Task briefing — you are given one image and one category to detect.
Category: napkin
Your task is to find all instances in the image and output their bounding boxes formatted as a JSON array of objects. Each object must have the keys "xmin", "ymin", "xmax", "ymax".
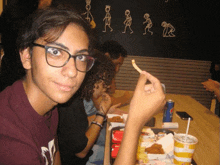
[
  {"xmin": 157, "ymin": 133, "xmax": 174, "ymax": 156},
  {"xmin": 107, "ymin": 114, "xmax": 125, "ymax": 130}
]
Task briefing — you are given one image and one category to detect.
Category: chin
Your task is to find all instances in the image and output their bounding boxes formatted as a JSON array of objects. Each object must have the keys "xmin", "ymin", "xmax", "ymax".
[{"xmin": 55, "ymin": 92, "xmax": 76, "ymax": 104}]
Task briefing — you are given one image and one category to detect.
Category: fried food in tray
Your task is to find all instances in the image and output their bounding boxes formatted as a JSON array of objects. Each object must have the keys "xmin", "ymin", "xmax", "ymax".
[
  {"xmin": 108, "ymin": 116, "xmax": 124, "ymax": 123},
  {"xmin": 110, "ymin": 127, "xmax": 174, "ymax": 164},
  {"xmin": 145, "ymin": 143, "xmax": 165, "ymax": 154}
]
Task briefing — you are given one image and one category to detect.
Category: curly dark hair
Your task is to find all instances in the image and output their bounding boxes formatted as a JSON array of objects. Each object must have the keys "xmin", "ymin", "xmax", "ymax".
[
  {"xmin": 98, "ymin": 40, "xmax": 127, "ymax": 60},
  {"xmin": 81, "ymin": 51, "xmax": 116, "ymax": 101}
]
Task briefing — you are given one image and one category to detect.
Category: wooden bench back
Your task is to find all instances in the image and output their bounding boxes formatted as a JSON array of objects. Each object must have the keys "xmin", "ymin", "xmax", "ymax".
[{"xmin": 115, "ymin": 55, "xmax": 212, "ymax": 109}]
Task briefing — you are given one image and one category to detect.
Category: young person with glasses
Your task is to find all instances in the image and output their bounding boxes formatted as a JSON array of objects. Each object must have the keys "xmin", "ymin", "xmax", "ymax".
[
  {"xmin": 0, "ymin": 7, "xmax": 95, "ymax": 164},
  {"xmin": 0, "ymin": 6, "xmax": 165, "ymax": 165}
]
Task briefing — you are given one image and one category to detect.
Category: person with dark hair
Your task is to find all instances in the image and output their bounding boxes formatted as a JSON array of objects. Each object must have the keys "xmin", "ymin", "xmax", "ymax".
[
  {"xmin": 57, "ymin": 52, "xmax": 116, "ymax": 165},
  {"xmin": 0, "ymin": 6, "xmax": 165, "ymax": 165},
  {"xmin": 202, "ymin": 78, "xmax": 220, "ymax": 117},
  {"xmin": 99, "ymin": 40, "xmax": 127, "ymax": 73},
  {"xmin": 0, "ymin": 7, "xmax": 95, "ymax": 164},
  {"xmin": 0, "ymin": 0, "xmax": 39, "ymax": 92},
  {"xmin": 202, "ymin": 79, "xmax": 220, "ymax": 102},
  {"xmin": 0, "ymin": 0, "xmax": 52, "ymax": 92},
  {"xmin": 210, "ymin": 61, "xmax": 220, "ymax": 82},
  {"xmin": 98, "ymin": 40, "xmax": 132, "ymax": 107},
  {"xmin": 201, "ymin": 60, "xmax": 220, "ymax": 117}
]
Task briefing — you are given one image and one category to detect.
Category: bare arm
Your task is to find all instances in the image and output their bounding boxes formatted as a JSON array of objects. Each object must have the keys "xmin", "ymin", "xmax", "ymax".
[
  {"xmin": 109, "ymin": 78, "xmax": 132, "ymax": 106},
  {"xmin": 54, "ymin": 135, "xmax": 61, "ymax": 165},
  {"xmin": 75, "ymin": 93, "xmax": 111, "ymax": 158},
  {"xmin": 75, "ymin": 115, "xmax": 105, "ymax": 158},
  {"xmin": 54, "ymin": 151, "xmax": 61, "ymax": 165},
  {"xmin": 202, "ymin": 79, "xmax": 220, "ymax": 102},
  {"xmin": 114, "ymin": 71, "xmax": 166, "ymax": 165},
  {"xmin": 110, "ymin": 91, "xmax": 132, "ymax": 106}
]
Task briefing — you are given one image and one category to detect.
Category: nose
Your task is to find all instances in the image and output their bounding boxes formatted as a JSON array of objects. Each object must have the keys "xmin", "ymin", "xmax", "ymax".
[{"xmin": 61, "ymin": 58, "xmax": 78, "ymax": 78}]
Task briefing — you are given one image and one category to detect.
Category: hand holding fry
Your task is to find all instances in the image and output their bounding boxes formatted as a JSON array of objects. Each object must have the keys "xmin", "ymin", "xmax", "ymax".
[
  {"xmin": 128, "ymin": 71, "xmax": 166, "ymax": 126},
  {"xmin": 114, "ymin": 71, "xmax": 166, "ymax": 165}
]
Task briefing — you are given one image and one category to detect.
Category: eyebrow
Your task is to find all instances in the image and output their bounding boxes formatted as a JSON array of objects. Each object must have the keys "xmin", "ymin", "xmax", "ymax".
[
  {"xmin": 76, "ymin": 49, "xmax": 89, "ymax": 55},
  {"xmin": 48, "ymin": 42, "xmax": 89, "ymax": 54},
  {"xmin": 49, "ymin": 42, "xmax": 69, "ymax": 50}
]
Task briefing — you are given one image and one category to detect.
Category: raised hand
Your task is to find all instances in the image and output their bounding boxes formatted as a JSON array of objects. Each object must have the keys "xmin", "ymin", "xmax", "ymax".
[
  {"xmin": 202, "ymin": 79, "xmax": 220, "ymax": 92},
  {"xmin": 114, "ymin": 71, "xmax": 165, "ymax": 165},
  {"xmin": 128, "ymin": 71, "xmax": 166, "ymax": 127},
  {"xmin": 98, "ymin": 93, "xmax": 112, "ymax": 115}
]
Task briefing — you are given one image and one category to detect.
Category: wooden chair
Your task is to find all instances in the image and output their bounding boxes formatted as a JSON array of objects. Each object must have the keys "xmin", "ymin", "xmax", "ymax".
[{"xmin": 210, "ymin": 98, "xmax": 216, "ymax": 114}]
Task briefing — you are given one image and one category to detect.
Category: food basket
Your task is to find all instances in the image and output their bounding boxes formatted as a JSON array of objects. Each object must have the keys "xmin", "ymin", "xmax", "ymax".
[{"xmin": 109, "ymin": 126, "xmax": 197, "ymax": 165}]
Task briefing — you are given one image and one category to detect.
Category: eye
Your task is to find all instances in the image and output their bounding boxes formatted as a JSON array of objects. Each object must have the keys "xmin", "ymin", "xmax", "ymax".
[
  {"xmin": 47, "ymin": 47, "xmax": 62, "ymax": 56},
  {"xmin": 76, "ymin": 55, "xmax": 87, "ymax": 62}
]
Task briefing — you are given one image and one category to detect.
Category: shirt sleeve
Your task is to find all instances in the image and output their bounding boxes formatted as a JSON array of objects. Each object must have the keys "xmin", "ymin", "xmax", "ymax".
[
  {"xmin": 83, "ymin": 99, "xmax": 97, "ymax": 116},
  {"xmin": 58, "ymin": 97, "xmax": 89, "ymax": 154},
  {"xmin": 0, "ymin": 117, "xmax": 42, "ymax": 165}
]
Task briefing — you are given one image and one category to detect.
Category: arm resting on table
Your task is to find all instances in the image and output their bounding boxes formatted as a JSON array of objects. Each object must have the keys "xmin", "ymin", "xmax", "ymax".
[{"xmin": 75, "ymin": 115, "xmax": 105, "ymax": 158}]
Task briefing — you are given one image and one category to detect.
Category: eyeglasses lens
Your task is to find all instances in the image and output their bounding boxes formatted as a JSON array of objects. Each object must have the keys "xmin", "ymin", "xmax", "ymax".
[{"xmin": 46, "ymin": 47, "xmax": 94, "ymax": 72}]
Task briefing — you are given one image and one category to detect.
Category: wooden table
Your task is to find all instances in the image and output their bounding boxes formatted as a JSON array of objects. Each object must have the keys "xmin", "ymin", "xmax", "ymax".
[{"xmin": 104, "ymin": 90, "xmax": 219, "ymax": 165}]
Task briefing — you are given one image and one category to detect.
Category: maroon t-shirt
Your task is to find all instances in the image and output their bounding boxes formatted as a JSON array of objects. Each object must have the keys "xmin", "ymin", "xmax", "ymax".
[{"xmin": 0, "ymin": 80, "xmax": 58, "ymax": 165}]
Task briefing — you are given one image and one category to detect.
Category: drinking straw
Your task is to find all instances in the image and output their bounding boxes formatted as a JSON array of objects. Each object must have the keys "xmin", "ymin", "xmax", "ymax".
[{"xmin": 185, "ymin": 117, "xmax": 191, "ymax": 142}]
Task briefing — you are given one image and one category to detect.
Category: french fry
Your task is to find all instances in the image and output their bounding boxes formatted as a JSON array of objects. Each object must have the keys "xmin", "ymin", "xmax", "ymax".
[
  {"xmin": 131, "ymin": 59, "xmax": 142, "ymax": 73},
  {"xmin": 132, "ymin": 59, "xmax": 166, "ymax": 93}
]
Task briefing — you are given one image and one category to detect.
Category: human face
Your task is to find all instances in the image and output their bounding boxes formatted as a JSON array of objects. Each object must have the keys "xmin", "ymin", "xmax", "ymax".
[
  {"xmin": 21, "ymin": 24, "xmax": 89, "ymax": 108},
  {"xmin": 38, "ymin": 0, "xmax": 52, "ymax": 9},
  {"xmin": 112, "ymin": 55, "xmax": 124, "ymax": 73},
  {"xmin": 93, "ymin": 80, "xmax": 108, "ymax": 99}
]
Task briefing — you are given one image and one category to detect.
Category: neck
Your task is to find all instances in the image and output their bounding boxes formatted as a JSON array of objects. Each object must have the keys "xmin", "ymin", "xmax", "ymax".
[{"xmin": 22, "ymin": 79, "xmax": 57, "ymax": 116}]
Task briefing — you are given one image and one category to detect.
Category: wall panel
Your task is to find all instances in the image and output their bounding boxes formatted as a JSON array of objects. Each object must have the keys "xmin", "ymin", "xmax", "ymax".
[{"xmin": 115, "ymin": 55, "xmax": 212, "ymax": 109}]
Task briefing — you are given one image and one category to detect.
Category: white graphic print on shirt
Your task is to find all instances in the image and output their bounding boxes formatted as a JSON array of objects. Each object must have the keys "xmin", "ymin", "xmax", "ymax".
[{"xmin": 41, "ymin": 139, "xmax": 56, "ymax": 165}]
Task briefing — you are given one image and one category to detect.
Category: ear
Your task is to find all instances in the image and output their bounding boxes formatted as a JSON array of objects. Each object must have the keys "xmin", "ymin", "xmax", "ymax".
[{"xmin": 20, "ymin": 48, "xmax": 32, "ymax": 70}]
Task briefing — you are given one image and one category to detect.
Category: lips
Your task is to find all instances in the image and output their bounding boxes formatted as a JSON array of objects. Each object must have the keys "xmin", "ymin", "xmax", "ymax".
[{"xmin": 54, "ymin": 82, "xmax": 75, "ymax": 92}]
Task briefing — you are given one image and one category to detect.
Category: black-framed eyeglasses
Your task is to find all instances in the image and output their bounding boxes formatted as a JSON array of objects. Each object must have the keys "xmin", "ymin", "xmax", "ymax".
[{"xmin": 32, "ymin": 43, "xmax": 95, "ymax": 72}]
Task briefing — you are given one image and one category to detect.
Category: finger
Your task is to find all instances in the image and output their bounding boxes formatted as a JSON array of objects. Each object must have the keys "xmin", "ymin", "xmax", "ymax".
[
  {"xmin": 144, "ymin": 84, "xmax": 153, "ymax": 91},
  {"xmin": 213, "ymin": 80, "xmax": 220, "ymax": 85},
  {"xmin": 113, "ymin": 103, "xmax": 121, "ymax": 108},
  {"xmin": 145, "ymin": 72, "xmax": 162, "ymax": 91},
  {"xmin": 134, "ymin": 71, "xmax": 149, "ymax": 91}
]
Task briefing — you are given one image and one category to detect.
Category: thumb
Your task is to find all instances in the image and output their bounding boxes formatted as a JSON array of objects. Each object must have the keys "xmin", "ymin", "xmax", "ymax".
[{"xmin": 112, "ymin": 103, "xmax": 122, "ymax": 108}]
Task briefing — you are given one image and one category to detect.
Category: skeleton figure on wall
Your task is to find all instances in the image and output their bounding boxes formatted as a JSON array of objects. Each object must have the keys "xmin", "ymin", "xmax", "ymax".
[
  {"xmin": 122, "ymin": 10, "xmax": 133, "ymax": 34},
  {"xmin": 82, "ymin": 0, "xmax": 96, "ymax": 28},
  {"xmin": 143, "ymin": 13, "xmax": 153, "ymax": 35},
  {"xmin": 103, "ymin": 5, "xmax": 113, "ymax": 32},
  {"xmin": 161, "ymin": 21, "xmax": 175, "ymax": 37}
]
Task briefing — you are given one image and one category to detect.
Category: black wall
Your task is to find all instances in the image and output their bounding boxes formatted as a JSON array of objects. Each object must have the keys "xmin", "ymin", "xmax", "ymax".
[
  {"xmin": 88, "ymin": 0, "xmax": 219, "ymax": 61},
  {"xmin": 9, "ymin": 0, "xmax": 220, "ymax": 61}
]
